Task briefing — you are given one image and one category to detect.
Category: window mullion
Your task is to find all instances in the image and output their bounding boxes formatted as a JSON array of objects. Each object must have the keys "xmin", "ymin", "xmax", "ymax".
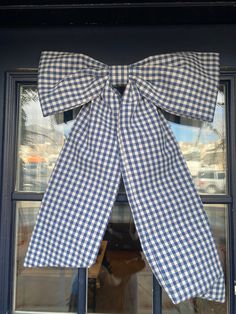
[
  {"xmin": 77, "ymin": 268, "xmax": 87, "ymax": 314},
  {"xmin": 153, "ymin": 276, "xmax": 162, "ymax": 314}
]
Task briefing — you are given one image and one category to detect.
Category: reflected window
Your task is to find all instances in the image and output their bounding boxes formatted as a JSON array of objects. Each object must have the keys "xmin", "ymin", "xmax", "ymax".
[
  {"xmin": 167, "ymin": 85, "xmax": 227, "ymax": 195},
  {"xmin": 15, "ymin": 86, "xmax": 77, "ymax": 192}
]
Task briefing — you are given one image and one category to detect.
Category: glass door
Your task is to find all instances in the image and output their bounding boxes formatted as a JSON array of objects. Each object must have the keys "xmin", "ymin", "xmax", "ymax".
[{"xmin": 3, "ymin": 75, "xmax": 232, "ymax": 314}]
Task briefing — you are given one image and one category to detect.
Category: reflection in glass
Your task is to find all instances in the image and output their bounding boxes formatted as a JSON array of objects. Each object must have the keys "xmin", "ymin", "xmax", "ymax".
[
  {"xmin": 16, "ymin": 86, "xmax": 76, "ymax": 192},
  {"xmin": 14, "ymin": 202, "xmax": 152, "ymax": 313},
  {"xmin": 162, "ymin": 204, "xmax": 228, "ymax": 314},
  {"xmin": 14, "ymin": 201, "xmax": 77, "ymax": 312},
  {"xmin": 80, "ymin": 203, "xmax": 152, "ymax": 314},
  {"xmin": 168, "ymin": 85, "xmax": 227, "ymax": 194},
  {"xmin": 16, "ymin": 84, "xmax": 226, "ymax": 195}
]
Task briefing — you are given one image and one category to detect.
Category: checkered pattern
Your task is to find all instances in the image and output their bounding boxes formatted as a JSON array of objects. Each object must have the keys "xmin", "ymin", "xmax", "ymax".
[
  {"xmin": 109, "ymin": 65, "xmax": 129, "ymax": 86},
  {"xmin": 24, "ymin": 50, "xmax": 225, "ymax": 304}
]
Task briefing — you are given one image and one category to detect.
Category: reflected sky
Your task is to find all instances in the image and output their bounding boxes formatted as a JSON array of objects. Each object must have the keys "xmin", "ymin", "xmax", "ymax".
[
  {"xmin": 170, "ymin": 102, "xmax": 225, "ymax": 144},
  {"xmin": 22, "ymin": 96, "xmax": 75, "ymax": 137},
  {"xmin": 23, "ymin": 89, "xmax": 225, "ymax": 143}
]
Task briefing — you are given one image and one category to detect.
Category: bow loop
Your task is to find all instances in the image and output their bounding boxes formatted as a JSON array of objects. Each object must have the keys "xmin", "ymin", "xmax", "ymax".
[
  {"xmin": 38, "ymin": 51, "xmax": 109, "ymax": 117},
  {"xmin": 130, "ymin": 52, "xmax": 220, "ymax": 122}
]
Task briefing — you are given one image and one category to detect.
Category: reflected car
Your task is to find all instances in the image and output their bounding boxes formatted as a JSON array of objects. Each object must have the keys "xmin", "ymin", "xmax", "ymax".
[
  {"xmin": 196, "ymin": 170, "xmax": 226, "ymax": 194},
  {"xmin": 22, "ymin": 180, "xmax": 48, "ymax": 192},
  {"xmin": 23, "ymin": 162, "xmax": 48, "ymax": 175},
  {"xmin": 22, "ymin": 172, "xmax": 48, "ymax": 192}
]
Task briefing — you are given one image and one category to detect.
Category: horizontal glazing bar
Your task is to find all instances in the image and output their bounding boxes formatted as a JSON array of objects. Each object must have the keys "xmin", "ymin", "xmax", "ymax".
[{"xmin": 12, "ymin": 192, "xmax": 233, "ymax": 204}]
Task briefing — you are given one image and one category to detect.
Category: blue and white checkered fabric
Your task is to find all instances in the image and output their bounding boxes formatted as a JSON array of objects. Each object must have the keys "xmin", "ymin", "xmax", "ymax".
[{"xmin": 24, "ymin": 51, "xmax": 225, "ymax": 304}]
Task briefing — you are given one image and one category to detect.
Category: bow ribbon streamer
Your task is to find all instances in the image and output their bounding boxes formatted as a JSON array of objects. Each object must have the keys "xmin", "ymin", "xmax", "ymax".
[{"xmin": 24, "ymin": 51, "xmax": 225, "ymax": 304}]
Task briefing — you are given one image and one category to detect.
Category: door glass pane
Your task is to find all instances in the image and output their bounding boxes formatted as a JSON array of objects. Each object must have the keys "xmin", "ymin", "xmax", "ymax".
[
  {"xmin": 15, "ymin": 85, "xmax": 77, "ymax": 192},
  {"xmin": 14, "ymin": 201, "xmax": 77, "ymax": 312},
  {"xmin": 162, "ymin": 204, "xmax": 228, "ymax": 314},
  {"xmin": 16, "ymin": 84, "xmax": 227, "ymax": 195},
  {"xmin": 84, "ymin": 203, "xmax": 153, "ymax": 314},
  {"xmin": 167, "ymin": 85, "xmax": 227, "ymax": 194}
]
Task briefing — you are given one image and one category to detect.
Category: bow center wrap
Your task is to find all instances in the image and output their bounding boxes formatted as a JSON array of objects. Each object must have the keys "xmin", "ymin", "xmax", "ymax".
[
  {"xmin": 24, "ymin": 51, "xmax": 225, "ymax": 305},
  {"xmin": 109, "ymin": 65, "xmax": 129, "ymax": 86}
]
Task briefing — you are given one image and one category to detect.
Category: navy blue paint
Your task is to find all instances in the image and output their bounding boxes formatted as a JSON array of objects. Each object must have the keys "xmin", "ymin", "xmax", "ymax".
[
  {"xmin": 153, "ymin": 276, "xmax": 162, "ymax": 314},
  {"xmin": 1, "ymin": 25, "xmax": 236, "ymax": 314},
  {"xmin": 77, "ymin": 268, "xmax": 87, "ymax": 314}
]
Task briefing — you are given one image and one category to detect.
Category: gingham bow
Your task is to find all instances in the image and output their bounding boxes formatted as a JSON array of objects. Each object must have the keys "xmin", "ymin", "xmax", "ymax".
[{"xmin": 24, "ymin": 51, "xmax": 225, "ymax": 304}]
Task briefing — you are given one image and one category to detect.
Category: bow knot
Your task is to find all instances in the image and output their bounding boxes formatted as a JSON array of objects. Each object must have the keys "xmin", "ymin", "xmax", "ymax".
[{"xmin": 109, "ymin": 64, "xmax": 129, "ymax": 86}]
